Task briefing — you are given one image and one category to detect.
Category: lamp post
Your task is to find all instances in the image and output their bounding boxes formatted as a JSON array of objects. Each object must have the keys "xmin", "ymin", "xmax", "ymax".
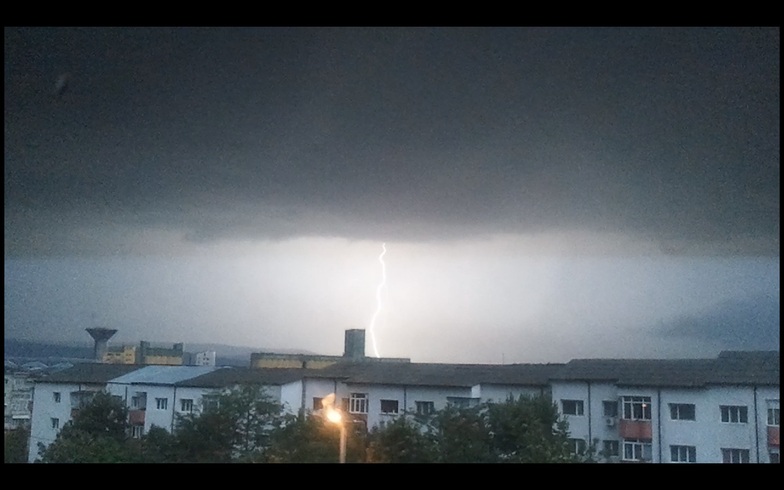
[{"xmin": 324, "ymin": 394, "xmax": 347, "ymax": 463}]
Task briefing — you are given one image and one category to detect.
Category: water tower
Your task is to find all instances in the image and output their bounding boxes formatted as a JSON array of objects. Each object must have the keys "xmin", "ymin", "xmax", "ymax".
[{"xmin": 86, "ymin": 328, "xmax": 117, "ymax": 362}]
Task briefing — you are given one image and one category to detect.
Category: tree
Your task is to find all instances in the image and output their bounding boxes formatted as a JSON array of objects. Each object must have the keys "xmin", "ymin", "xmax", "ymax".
[
  {"xmin": 4, "ymin": 428, "xmax": 30, "ymax": 463},
  {"xmin": 211, "ymin": 384, "xmax": 284, "ymax": 461},
  {"xmin": 432, "ymin": 404, "xmax": 495, "ymax": 463},
  {"xmin": 37, "ymin": 390, "xmax": 134, "ymax": 463},
  {"xmin": 484, "ymin": 395, "xmax": 576, "ymax": 463},
  {"xmin": 163, "ymin": 384, "xmax": 285, "ymax": 463},
  {"xmin": 367, "ymin": 416, "xmax": 437, "ymax": 463},
  {"xmin": 364, "ymin": 396, "xmax": 577, "ymax": 463},
  {"xmin": 266, "ymin": 411, "xmax": 368, "ymax": 463},
  {"xmin": 134, "ymin": 425, "xmax": 182, "ymax": 463}
]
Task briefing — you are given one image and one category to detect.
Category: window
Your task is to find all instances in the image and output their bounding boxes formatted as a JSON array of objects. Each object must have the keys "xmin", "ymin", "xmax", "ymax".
[
  {"xmin": 51, "ymin": 417, "xmax": 60, "ymax": 430},
  {"xmin": 623, "ymin": 439, "xmax": 652, "ymax": 462},
  {"xmin": 670, "ymin": 445, "xmax": 696, "ymax": 463},
  {"xmin": 53, "ymin": 392, "xmax": 61, "ymax": 403},
  {"xmin": 602, "ymin": 440, "xmax": 619, "ymax": 458},
  {"xmin": 669, "ymin": 403, "xmax": 696, "ymax": 421},
  {"xmin": 568, "ymin": 438, "xmax": 586, "ymax": 455},
  {"xmin": 720, "ymin": 405, "xmax": 748, "ymax": 423},
  {"xmin": 203, "ymin": 395, "xmax": 220, "ymax": 412},
  {"xmin": 561, "ymin": 399, "xmax": 584, "ymax": 416},
  {"xmin": 768, "ymin": 407, "xmax": 780, "ymax": 426},
  {"xmin": 722, "ymin": 448, "xmax": 750, "ymax": 464},
  {"xmin": 180, "ymin": 398, "xmax": 193, "ymax": 412},
  {"xmin": 349, "ymin": 393, "xmax": 368, "ymax": 414},
  {"xmin": 313, "ymin": 397, "xmax": 323, "ymax": 410},
  {"xmin": 416, "ymin": 401, "xmax": 435, "ymax": 415},
  {"xmin": 131, "ymin": 425, "xmax": 144, "ymax": 438},
  {"xmin": 131, "ymin": 392, "xmax": 146, "ymax": 409},
  {"xmin": 380, "ymin": 399, "xmax": 399, "ymax": 414},
  {"xmin": 155, "ymin": 397, "xmax": 168, "ymax": 410},
  {"xmin": 603, "ymin": 400, "xmax": 618, "ymax": 417},
  {"xmin": 770, "ymin": 452, "xmax": 780, "ymax": 464},
  {"xmin": 622, "ymin": 396, "xmax": 651, "ymax": 421},
  {"xmin": 447, "ymin": 396, "xmax": 478, "ymax": 408}
]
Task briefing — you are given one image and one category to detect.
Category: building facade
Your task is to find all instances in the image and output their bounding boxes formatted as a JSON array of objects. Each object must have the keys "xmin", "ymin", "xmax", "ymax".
[{"xmin": 25, "ymin": 347, "xmax": 779, "ymax": 463}]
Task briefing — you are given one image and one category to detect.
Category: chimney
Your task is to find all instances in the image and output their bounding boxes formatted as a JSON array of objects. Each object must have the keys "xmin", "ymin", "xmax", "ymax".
[
  {"xmin": 343, "ymin": 329, "xmax": 366, "ymax": 360},
  {"xmin": 86, "ymin": 328, "xmax": 117, "ymax": 362}
]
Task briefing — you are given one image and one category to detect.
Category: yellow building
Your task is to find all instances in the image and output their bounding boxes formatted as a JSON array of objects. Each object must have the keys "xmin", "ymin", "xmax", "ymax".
[
  {"xmin": 103, "ymin": 345, "xmax": 137, "ymax": 364},
  {"xmin": 101, "ymin": 341, "xmax": 184, "ymax": 365}
]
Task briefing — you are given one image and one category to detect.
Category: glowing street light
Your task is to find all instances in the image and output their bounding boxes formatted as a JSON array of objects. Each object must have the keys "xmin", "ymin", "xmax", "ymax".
[{"xmin": 323, "ymin": 393, "xmax": 347, "ymax": 464}]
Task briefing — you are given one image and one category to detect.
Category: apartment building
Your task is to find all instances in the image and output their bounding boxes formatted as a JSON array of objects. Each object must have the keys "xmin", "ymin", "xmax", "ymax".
[
  {"xmin": 550, "ymin": 351, "xmax": 780, "ymax": 463},
  {"xmin": 26, "ymin": 349, "xmax": 779, "ymax": 463}
]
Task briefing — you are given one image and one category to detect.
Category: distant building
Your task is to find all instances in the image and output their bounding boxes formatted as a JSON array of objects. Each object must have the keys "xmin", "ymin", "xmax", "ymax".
[
  {"xmin": 193, "ymin": 351, "xmax": 216, "ymax": 367},
  {"xmin": 104, "ymin": 345, "xmax": 137, "ymax": 364},
  {"xmin": 101, "ymin": 341, "xmax": 185, "ymax": 366},
  {"xmin": 137, "ymin": 341, "xmax": 184, "ymax": 365}
]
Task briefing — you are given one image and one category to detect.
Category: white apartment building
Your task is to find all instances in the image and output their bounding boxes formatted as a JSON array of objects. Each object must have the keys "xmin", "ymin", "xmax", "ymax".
[
  {"xmin": 26, "ymin": 349, "xmax": 779, "ymax": 463},
  {"xmin": 550, "ymin": 351, "xmax": 780, "ymax": 463},
  {"xmin": 27, "ymin": 363, "xmax": 141, "ymax": 462}
]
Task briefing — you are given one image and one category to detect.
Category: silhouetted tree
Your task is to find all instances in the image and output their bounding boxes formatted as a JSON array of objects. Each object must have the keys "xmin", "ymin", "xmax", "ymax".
[
  {"xmin": 4, "ymin": 428, "xmax": 30, "ymax": 463},
  {"xmin": 367, "ymin": 416, "xmax": 437, "ymax": 463}
]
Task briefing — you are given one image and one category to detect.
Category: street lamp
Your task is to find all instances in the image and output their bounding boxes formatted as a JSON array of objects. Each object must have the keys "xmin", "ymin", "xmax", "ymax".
[{"xmin": 323, "ymin": 393, "xmax": 347, "ymax": 464}]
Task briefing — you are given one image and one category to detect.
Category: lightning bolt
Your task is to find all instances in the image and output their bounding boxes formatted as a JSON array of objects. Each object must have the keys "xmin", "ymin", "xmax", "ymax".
[{"xmin": 368, "ymin": 242, "xmax": 387, "ymax": 358}]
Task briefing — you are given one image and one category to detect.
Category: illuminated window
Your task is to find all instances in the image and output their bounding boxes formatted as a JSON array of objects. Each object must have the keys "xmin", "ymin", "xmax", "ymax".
[
  {"xmin": 670, "ymin": 445, "xmax": 696, "ymax": 463},
  {"xmin": 720, "ymin": 405, "xmax": 748, "ymax": 424},
  {"xmin": 722, "ymin": 448, "xmax": 750, "ymax": 464},
  {"xmin": 349, "ymin": 393, "xmax": 368, "ymax": 414},
  {"xmin": 622, "ymin": 396, "xmax": 651, "ymax": 421},
  {"xmin": 669, "ymin": 403, "xmax": 696, "ymax": 421},
  {"xmin": 561, "ymin": 399, "xmax": 584, "ymax": 416},
  {"xmin": 380, "ymin": 399, "xmax": 399, "ymax": 414}
]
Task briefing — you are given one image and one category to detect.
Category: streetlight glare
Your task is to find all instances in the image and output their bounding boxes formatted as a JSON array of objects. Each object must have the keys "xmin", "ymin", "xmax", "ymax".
[
  {"xmin": 326, "ymin": 408, "xmax": 342, "ymax": 424},
  {"xmin": 323, "ymin": 392, "xmax": 347, "ymax": 463}
]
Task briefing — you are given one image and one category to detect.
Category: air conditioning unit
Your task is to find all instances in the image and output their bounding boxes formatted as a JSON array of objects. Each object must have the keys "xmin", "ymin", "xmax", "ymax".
[{"xmin": 605, "ymin": 417, "xmax": 616, "ymax": 427}]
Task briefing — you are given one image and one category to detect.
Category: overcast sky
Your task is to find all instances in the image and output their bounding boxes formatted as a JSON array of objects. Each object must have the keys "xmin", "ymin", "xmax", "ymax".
[{"xmin": 4, "ymin": 27, "xmax": 779, "ymax": 363}]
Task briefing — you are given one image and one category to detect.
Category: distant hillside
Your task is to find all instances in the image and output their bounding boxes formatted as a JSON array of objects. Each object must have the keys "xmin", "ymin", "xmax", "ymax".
[
  {"xmin": 4, "ymin": 338, "xmax": 317, "ymax": 367},
  {"xmin": 4, "ymin": 338, "xmax": 93, "ymax": 361}
]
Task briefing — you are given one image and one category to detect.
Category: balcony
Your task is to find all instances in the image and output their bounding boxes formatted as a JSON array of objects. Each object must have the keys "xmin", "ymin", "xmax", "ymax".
[
  {"xmin": 619, "ymin": 419, "xmax": 652, "ymax": 439},
  {"xmin": 129, "ymin": 409, "xmax": 146, "ymax": 426},
  {"xmin": 769, "ymin": 426, "xmax": 780, "ymax": 447}
]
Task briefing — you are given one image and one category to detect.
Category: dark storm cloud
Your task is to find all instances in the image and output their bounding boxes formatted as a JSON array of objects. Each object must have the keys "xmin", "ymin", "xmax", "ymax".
[
  {"xmin": 657, "ymin": 293, "xmax": 780, "ymax": 351},
  {"xmin": 4, "ymin": 27, "xmax": 780, "ymax": 257}
]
